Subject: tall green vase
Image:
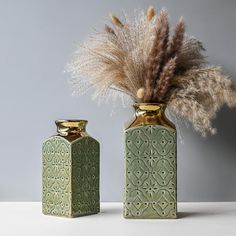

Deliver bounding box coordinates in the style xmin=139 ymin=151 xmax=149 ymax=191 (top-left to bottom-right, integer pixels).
xmin=124 ymin=103 xmax=177 ymax=219
xmin=42 ymin=120 xmax=100 ymax=217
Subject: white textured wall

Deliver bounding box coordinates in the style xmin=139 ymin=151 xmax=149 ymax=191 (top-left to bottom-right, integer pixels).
xmin=0 ymin=0 xmax=236 ymax=201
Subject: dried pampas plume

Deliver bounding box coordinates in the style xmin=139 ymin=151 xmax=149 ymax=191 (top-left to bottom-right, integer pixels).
xmin=104 ymin=24 xmax=115 ymax=35
xmin=110 ymin=14 xmax=124 ymax=27
xmin=66 ymin=6 xmax=236 ymax=136
xmin=137 ymin=87 xmax=145 ymax=99
xmin=144 ymin=9 xmax=170 ymax=102
xmin=155 ymin=57 xmax=176 ymax=101
xmin=168 ymin=18 xmax=185 ymax=59
xmin=147 ymin=6 xmax=155 ymax=21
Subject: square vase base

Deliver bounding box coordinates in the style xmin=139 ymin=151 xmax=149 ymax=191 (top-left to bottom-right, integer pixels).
xmin=42 ymin=209 xmax=100 ymax=218
xmin=123 ymin=202 xmax=177 ymax=219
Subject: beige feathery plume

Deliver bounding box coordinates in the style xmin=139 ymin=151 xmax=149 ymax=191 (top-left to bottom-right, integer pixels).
xmin=110 ymin=14 xmax=124 ymax=27
xmin=147 ymin=6 xmax=155 ymax=21
xmin=67 ymin=7 xmax=236 ymax=136
xmin=176 ymin=37 xmax=206 ymax=73
xmin=155 ymin=57 xmax=176 ymax=101
xmin=158 ymin=16 xmax=170 ymax=78
xmin=168 ymin=66 xmax=236 ymax=135
xmin=144 ymin=78 xmax=152 ymax=102
xmin=168 ymin=18 xmax=185 ymax=59
xmin=144 ymin=9 xmax=169 ymax=102
xmin=137 ymin=87 xmax=145 ymax=99
xmin=168 ymin=96 xmax=216 ymax=137
xmin=104 ymin=24 xmax=115 ymax=35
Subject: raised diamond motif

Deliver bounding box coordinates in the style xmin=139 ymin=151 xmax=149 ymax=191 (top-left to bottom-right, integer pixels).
xmin=124 ymin=125 xmax=177 ymax=219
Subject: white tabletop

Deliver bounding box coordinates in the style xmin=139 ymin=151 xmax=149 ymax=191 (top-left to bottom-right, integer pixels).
xmin=0 ymin=202 xmax=235 ymax=236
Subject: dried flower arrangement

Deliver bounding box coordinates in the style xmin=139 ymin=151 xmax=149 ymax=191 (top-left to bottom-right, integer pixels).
xmin=67 ymin=6 xmax=236 ymax=136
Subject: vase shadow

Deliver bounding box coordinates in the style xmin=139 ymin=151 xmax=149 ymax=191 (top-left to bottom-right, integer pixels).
xmin=178 ymin=211 xmax=215 ymax=218
xmin=100 ymin=206 xmax=122 ymax=215
xmin=178 ymin=208 xmax=236 ymax=219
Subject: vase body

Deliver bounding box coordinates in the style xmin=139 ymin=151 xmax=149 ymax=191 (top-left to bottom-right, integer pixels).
xmin=124 ymin=103 xmax=177 ymax=219
xmin=42 ymin=120 xmax=100 ymax=217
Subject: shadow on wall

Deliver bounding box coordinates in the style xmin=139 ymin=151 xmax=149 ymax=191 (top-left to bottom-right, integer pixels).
xmin=212 ymin=66 xmax=236 ymax=149
xmin=195 ymin=63 xmax=236 ymax=201
xmin=178 ymin=102 xmax=236 ymax=202
xmin=213 ymin=106 xmax=236 ymax=149
xmin=207 ymin=106 xmax=236 ymax=201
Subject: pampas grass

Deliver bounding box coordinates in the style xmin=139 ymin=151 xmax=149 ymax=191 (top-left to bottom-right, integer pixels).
xmin=155 ymin=57 xmax=176 ymax=101
xmin=66 ymin=6 xmax=236 ymax=136
xmin=168 ymin=18 xmax=185 ymax=59
xmin=110 ymin=15 xmax=124 ymax=28
xmin=144 ymin=9 xmax=169 ymax=102
xmin=147 ymin=6 xmax=155 ymax=22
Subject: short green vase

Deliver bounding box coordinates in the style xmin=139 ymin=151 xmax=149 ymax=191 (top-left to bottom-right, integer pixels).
xmin=42 ymin=120 xmax=100 ymax=217
xmin=124 ymin=103 xmax=177 ymax=219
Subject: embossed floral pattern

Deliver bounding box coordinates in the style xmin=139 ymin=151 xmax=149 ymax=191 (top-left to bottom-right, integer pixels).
xmin=124 ymin=125 xmax=177 ymax=218
xmin=42 ymin=136 xmax=99 ymax=217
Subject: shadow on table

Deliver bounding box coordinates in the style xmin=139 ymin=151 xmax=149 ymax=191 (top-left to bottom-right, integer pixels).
xmin=178 ymin=209 xmax=236 ymax=219
xmin=178 ymin=212 xmax=214 ymax=218
xmin=101 ymin=209 xmax=236 ymax=218
xmin=100 ymin=207 xmax=122 ymax=215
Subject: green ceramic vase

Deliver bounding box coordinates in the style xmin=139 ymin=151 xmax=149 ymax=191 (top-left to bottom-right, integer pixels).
xmin=42 ymin=120 xmax=100 ymax=217
xmin=124 ymin=103 xmax=177 ymax=219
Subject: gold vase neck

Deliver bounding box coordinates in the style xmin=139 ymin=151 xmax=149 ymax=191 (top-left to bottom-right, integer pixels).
xmin=134 ymin=103 xmax=166 ymax=116
xmin=55 ymin=120 xmax=87 ymax=136
xmin=127 ymin=103 xmax=175 ymax=130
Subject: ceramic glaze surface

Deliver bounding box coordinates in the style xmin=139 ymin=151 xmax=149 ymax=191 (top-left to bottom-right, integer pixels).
xmin=42 ymin=136 xmax=99 ymax=217
xmin=124 ymin=125 xmax=177 ymax=219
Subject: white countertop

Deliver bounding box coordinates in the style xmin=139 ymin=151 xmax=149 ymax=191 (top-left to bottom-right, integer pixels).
xmin=0 ymin=202 xmax=235 ymax=236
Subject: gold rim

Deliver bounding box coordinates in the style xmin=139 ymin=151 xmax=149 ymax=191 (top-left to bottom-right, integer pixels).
xmin=134 ymin=103 xmax=166 ymax=111
xmin=55 ymin=120 xmax=87 ymax=136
